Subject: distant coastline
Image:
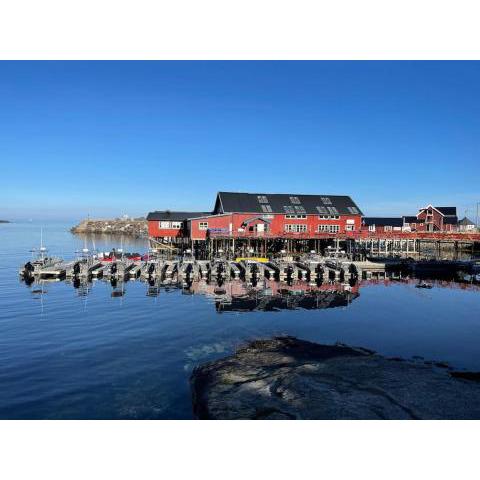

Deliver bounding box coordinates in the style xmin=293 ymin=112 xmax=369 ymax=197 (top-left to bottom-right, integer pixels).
xmin=0 ymin=220 xmax=10 ymax=223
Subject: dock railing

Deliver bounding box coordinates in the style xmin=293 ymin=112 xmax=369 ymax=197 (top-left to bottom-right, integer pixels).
xmin=206 ymin=230 xmax=480 ymax=242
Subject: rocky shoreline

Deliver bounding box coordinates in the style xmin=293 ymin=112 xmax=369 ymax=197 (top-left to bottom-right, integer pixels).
xmin=71 ymin=218 xmax=148 ymax=237
xmin=190 ymin=336 xmax=480 ymax=419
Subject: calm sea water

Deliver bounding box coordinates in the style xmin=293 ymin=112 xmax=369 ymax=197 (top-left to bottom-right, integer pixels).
xmin=1 ymin=222 xmax=480 ymax=419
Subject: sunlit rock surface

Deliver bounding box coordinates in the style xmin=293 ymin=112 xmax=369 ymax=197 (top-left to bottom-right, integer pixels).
xmin=191 ymin=337 xmax=480 ymax=420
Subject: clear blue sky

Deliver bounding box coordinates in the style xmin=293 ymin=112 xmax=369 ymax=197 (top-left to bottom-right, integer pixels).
xmin=1 ymin=61 xmax=479 ymax=221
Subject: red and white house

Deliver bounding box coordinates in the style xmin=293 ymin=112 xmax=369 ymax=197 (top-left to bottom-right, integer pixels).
xmin=147 ymin=211 xmax=210 ymax=242
xmin=189 ymin=192 xmax=363 ymax=240
xmin=407 ymin=205 xmax=458 ymax=232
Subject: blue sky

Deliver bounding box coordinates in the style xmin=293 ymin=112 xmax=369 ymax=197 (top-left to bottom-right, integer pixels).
xmin=0 ymin=61 xmax=479 ymax=221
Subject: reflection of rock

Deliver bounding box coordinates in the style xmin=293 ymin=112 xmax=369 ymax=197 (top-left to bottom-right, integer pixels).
xmin=190 ymin=337 xmax=480 ymax=420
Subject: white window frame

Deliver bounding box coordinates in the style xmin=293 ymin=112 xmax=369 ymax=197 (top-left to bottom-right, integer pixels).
xmin=159 ymin=221 xmax=171 ymax=229
xmin=199 ymin=222 xmax=208 ymax=230
xmin=318 ymin=215 xmax=339 ymax=220
xmin=171 ymin=222 xmax=182 ymax=229
xmin=285 ymin=214 xmax=307 ymax=219
xmin=368 ymin=225 xmax=376 ymax=232
xmin=285 ymin=224 xmax=307 ymax=233
xmin=346 ymin=225 xmax=355 ymax=231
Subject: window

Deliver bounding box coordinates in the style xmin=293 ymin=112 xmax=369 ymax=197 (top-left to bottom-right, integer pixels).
xmin=327 ymin=206 xmax=339 ymax=215
xmin=368 ymin=225 xmax=375 ymax=232
xmin=317 ymin=225 xmax=340 ymax=233
xmin=346 ymin=225 xmax=355 ymax=231
xmin=159 ymin=221 xmax=170 ymax=229
xmin=285 ymin=214 xmax=307 ymax=219
xmin=261 ymin=204 xmax=273 ymax=213
xmin=294 ymin=205 xmax=307 ymax=214
xmin=289 ymin=196 xmax=301 ymax=205
xmin=318 ymin=215 xmax=339 ymax=220
xmin=199 ymin=222 xmax=208 ymax=230
xmin=171 ymin=222 xmax=182 ymax=229
xmin=321 ymin=197 xmax=332 ymax=205
xmin=384 ymin=226 xmax=393 ymax=231
xmin=285 ymin=224 xmax=307 ymax=232
xmin=257 ymin=195 xmax=269 ymax=204
xmin=348 ymin=206 xmax=359 ymax=214
xmin=283 ymin=205 xmax=295 ymax=214
xmin=316 ymin=206 xmax=328 ymax=214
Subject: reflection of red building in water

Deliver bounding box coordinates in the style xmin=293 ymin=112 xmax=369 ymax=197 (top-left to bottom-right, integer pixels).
xmin=188 ymin=278 xmax=359 ymax=312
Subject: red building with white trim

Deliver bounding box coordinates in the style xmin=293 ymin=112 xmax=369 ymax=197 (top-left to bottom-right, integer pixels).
xmin=189 ymin=192 xmax=363 ymax=240
xmin=403 ymin=205 xmax=458 ymax=232
xmin=147 ymin=211 xmax=210 ymax=244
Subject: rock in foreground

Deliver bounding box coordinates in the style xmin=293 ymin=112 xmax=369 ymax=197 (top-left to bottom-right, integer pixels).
xmin=190 ymin=337 xmax=480 ymax=419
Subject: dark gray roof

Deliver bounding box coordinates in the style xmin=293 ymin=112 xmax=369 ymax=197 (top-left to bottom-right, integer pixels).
xmin=458 ymin=217 xmax=475 ymax=226
xmin=146 ymin=211 xmax=211 ymax=221
xmin=403 ymin=216 xmax=418 ymax=223
xmin=362 ymin=217 xmax=403 ymax=227
xmin=443 ymin=216 xmax=458 ymax=225
xmin=436 ymin=206 xmax=457 ymax=216
xmin=214 ymin=192 xmax=363 ymax=216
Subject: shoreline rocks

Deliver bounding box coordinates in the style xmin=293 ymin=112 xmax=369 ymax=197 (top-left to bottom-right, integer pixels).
xmin=190 ymin=336 xmax=480 ymax=420
xmin=70 ymin=218 xmax=147 ymax=238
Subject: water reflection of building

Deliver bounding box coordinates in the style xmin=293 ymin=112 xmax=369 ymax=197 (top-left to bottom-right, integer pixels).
xmin=189 ymin=278 xmax=359 ymax=312
xmin=24 ymin=275 xmax=480 ymax=314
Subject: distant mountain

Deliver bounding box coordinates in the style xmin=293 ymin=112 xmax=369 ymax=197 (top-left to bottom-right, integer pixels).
xmin=0 ymin=220 xmax=10 ymax=223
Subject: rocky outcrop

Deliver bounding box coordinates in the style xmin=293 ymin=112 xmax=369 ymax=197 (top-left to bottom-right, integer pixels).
xmin=191 ymin=336 xmax=480 ymax=420
xmin=71 ymin=218 xmax=147 ymax=237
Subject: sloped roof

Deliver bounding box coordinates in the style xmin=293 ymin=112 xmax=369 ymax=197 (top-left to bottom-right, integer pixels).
xmin=403 ymin=216 xmax=418 ymax=223
xmin=419 ymin=205 xmax=457 ymax=217
xmin=444 ymin=216 xmax=458 ymax=225
xmin=214 ymin=192 xmax=363 ymax=216
xmin=458 ymin=216 xmax=475 ymax=226
xmin=436 ymin=206 xmax=457 ymax=216
xmin=362 ymin=217 xmax=403 ymax=227
xmin=146 ymin=211 xmax=211 ymax=221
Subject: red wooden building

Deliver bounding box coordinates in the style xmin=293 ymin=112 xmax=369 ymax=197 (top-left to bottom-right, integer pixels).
xmin=147 ymin=211 xmax=210 ymax=246
xmin=189 ymin=192 xmax=363 ymax=241
xmin=406 ymin=205 xmax=458 ymax=232
xmin=361 ymin=217 xmax=404 ymax=233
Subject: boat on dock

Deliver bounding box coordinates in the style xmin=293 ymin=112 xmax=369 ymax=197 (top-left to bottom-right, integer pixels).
xmin=19 ymin=246 xmax=64 ymax=279
xmin=128 ymin=262 xmax=142 ymax=278
xmin=211 ymin=259 xmax=229 ymax=279
xmin=102 ymin=259 xmax=133 ymax=280
xmin=65 ymin=248 xmax=103 ymax=278
xmin=197 ymin=260 xmax=211 ymax=279
xmin=229 ymin=261 xmax=242 ymax=279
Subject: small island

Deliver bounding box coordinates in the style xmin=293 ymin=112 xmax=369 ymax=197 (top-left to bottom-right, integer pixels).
xmin=0 ymin=220 xmax=10 ymax=223
xmin=71 ymin=217 xmax=147 ymax=237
